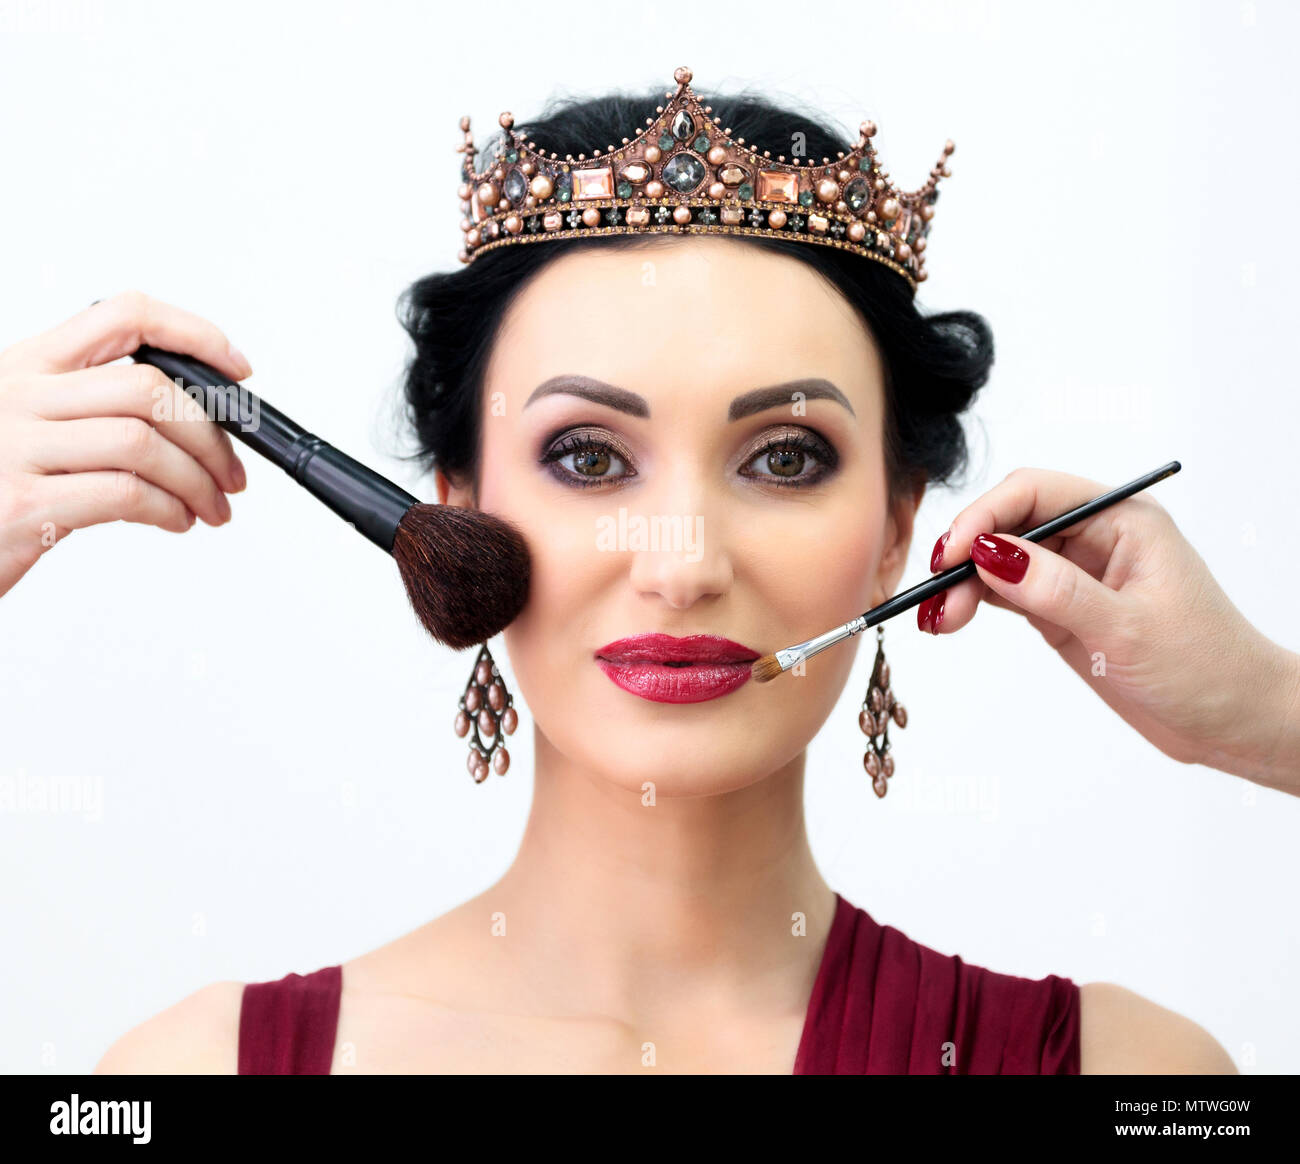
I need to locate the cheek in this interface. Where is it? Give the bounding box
[476,422,611,712]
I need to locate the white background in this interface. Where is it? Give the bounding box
[1,0,1296,1073]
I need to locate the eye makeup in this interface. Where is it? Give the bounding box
[735,425,838,487]
[536,421,841,490]
[538,425,637,489]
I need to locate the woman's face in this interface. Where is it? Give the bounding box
[439,237,920,796]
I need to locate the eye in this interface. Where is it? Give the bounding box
[739,427,837,487]
[539,428,636,488]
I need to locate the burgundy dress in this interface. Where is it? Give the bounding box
[238,891,1080,1074]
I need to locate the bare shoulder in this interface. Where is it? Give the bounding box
[1079,982,1237,1074]
[95,981,244,1075]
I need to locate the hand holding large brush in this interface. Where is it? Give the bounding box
[0,291,529,648]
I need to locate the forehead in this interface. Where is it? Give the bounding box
[484,237,884,407]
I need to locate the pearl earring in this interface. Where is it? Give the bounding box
[453,643,517,782]
[859,626,907,797]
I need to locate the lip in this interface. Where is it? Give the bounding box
[594,633,760,704]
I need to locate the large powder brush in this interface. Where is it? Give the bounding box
[131,345,529,650]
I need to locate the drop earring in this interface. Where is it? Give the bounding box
[859,626,907,798]
[453,643,518,783]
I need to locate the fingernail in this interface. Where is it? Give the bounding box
[228,343,252,378]
[970,532,1029,583]
[217,493,232,522]
[231,458,247,492]
[917,595,936,632]
[930,529,950,572]
[929,590,946,633]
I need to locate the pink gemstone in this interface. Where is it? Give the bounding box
[720,206,744,225]
[756,171,798,202]
[890,209,912,238]
[807,214,829,234]
[571,166,614,200]
[625,206,650,226]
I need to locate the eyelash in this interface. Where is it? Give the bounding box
[538,426,838,490]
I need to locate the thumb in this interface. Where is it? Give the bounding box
[968,532,1119,643]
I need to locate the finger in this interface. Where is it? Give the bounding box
[920,532,1068,635]
[22,416,232,527]
[967,531,1121,645]
[22,364,247,494]
[929,468,1115,579]
[25,471,196,538]
[0,290,252,382]
[917,573,981,634]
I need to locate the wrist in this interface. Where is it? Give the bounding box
[1206,640,1300,792]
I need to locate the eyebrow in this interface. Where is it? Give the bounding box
[522,375,855,420]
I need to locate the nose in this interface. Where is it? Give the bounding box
[623,495,734,610]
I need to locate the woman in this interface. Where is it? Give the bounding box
[4,71,1295,1074]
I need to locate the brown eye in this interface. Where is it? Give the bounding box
[574,448,611,476]
[741,430,834,486]
[766,448,805,477]
[540,429,635,488]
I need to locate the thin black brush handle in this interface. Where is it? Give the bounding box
[862,460,1182,628]
[131,344,419,553]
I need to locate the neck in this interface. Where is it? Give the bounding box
[486,722,838,1018]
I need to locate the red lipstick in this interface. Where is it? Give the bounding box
[594,633,760,704]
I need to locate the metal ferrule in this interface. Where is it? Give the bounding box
[774,615,868,672]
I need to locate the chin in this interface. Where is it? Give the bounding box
[555,683,819,796]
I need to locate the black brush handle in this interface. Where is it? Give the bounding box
[131,344,418,553]
[862,460,1183,627]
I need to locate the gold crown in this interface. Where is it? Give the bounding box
[456,66,953,292]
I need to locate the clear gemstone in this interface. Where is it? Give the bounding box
[662,153,706,193]
[671,109,695,140]
[844,176,870,211]
[503,169,526,203]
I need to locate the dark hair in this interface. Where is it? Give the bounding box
[397,82,992,504]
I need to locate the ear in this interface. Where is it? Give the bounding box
[875,476,925,606]
[434,466,476,508]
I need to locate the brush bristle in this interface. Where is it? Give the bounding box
[391,504,530,651]
[750,654,785,684]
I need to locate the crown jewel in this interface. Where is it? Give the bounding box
[456,66,953,292]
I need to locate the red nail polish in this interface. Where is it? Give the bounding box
[930,529,950,572]
[930,590,946,633]
[917,595,935,632]
[970,533,1029,583]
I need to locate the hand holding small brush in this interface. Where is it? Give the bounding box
[754,463,1300,790]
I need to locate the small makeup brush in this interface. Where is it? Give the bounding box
[751,460,1182,683]
[131,344,529,651]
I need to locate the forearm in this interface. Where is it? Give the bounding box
[1205,641,1300,794]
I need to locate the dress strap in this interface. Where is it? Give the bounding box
[238,965,342,1075]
